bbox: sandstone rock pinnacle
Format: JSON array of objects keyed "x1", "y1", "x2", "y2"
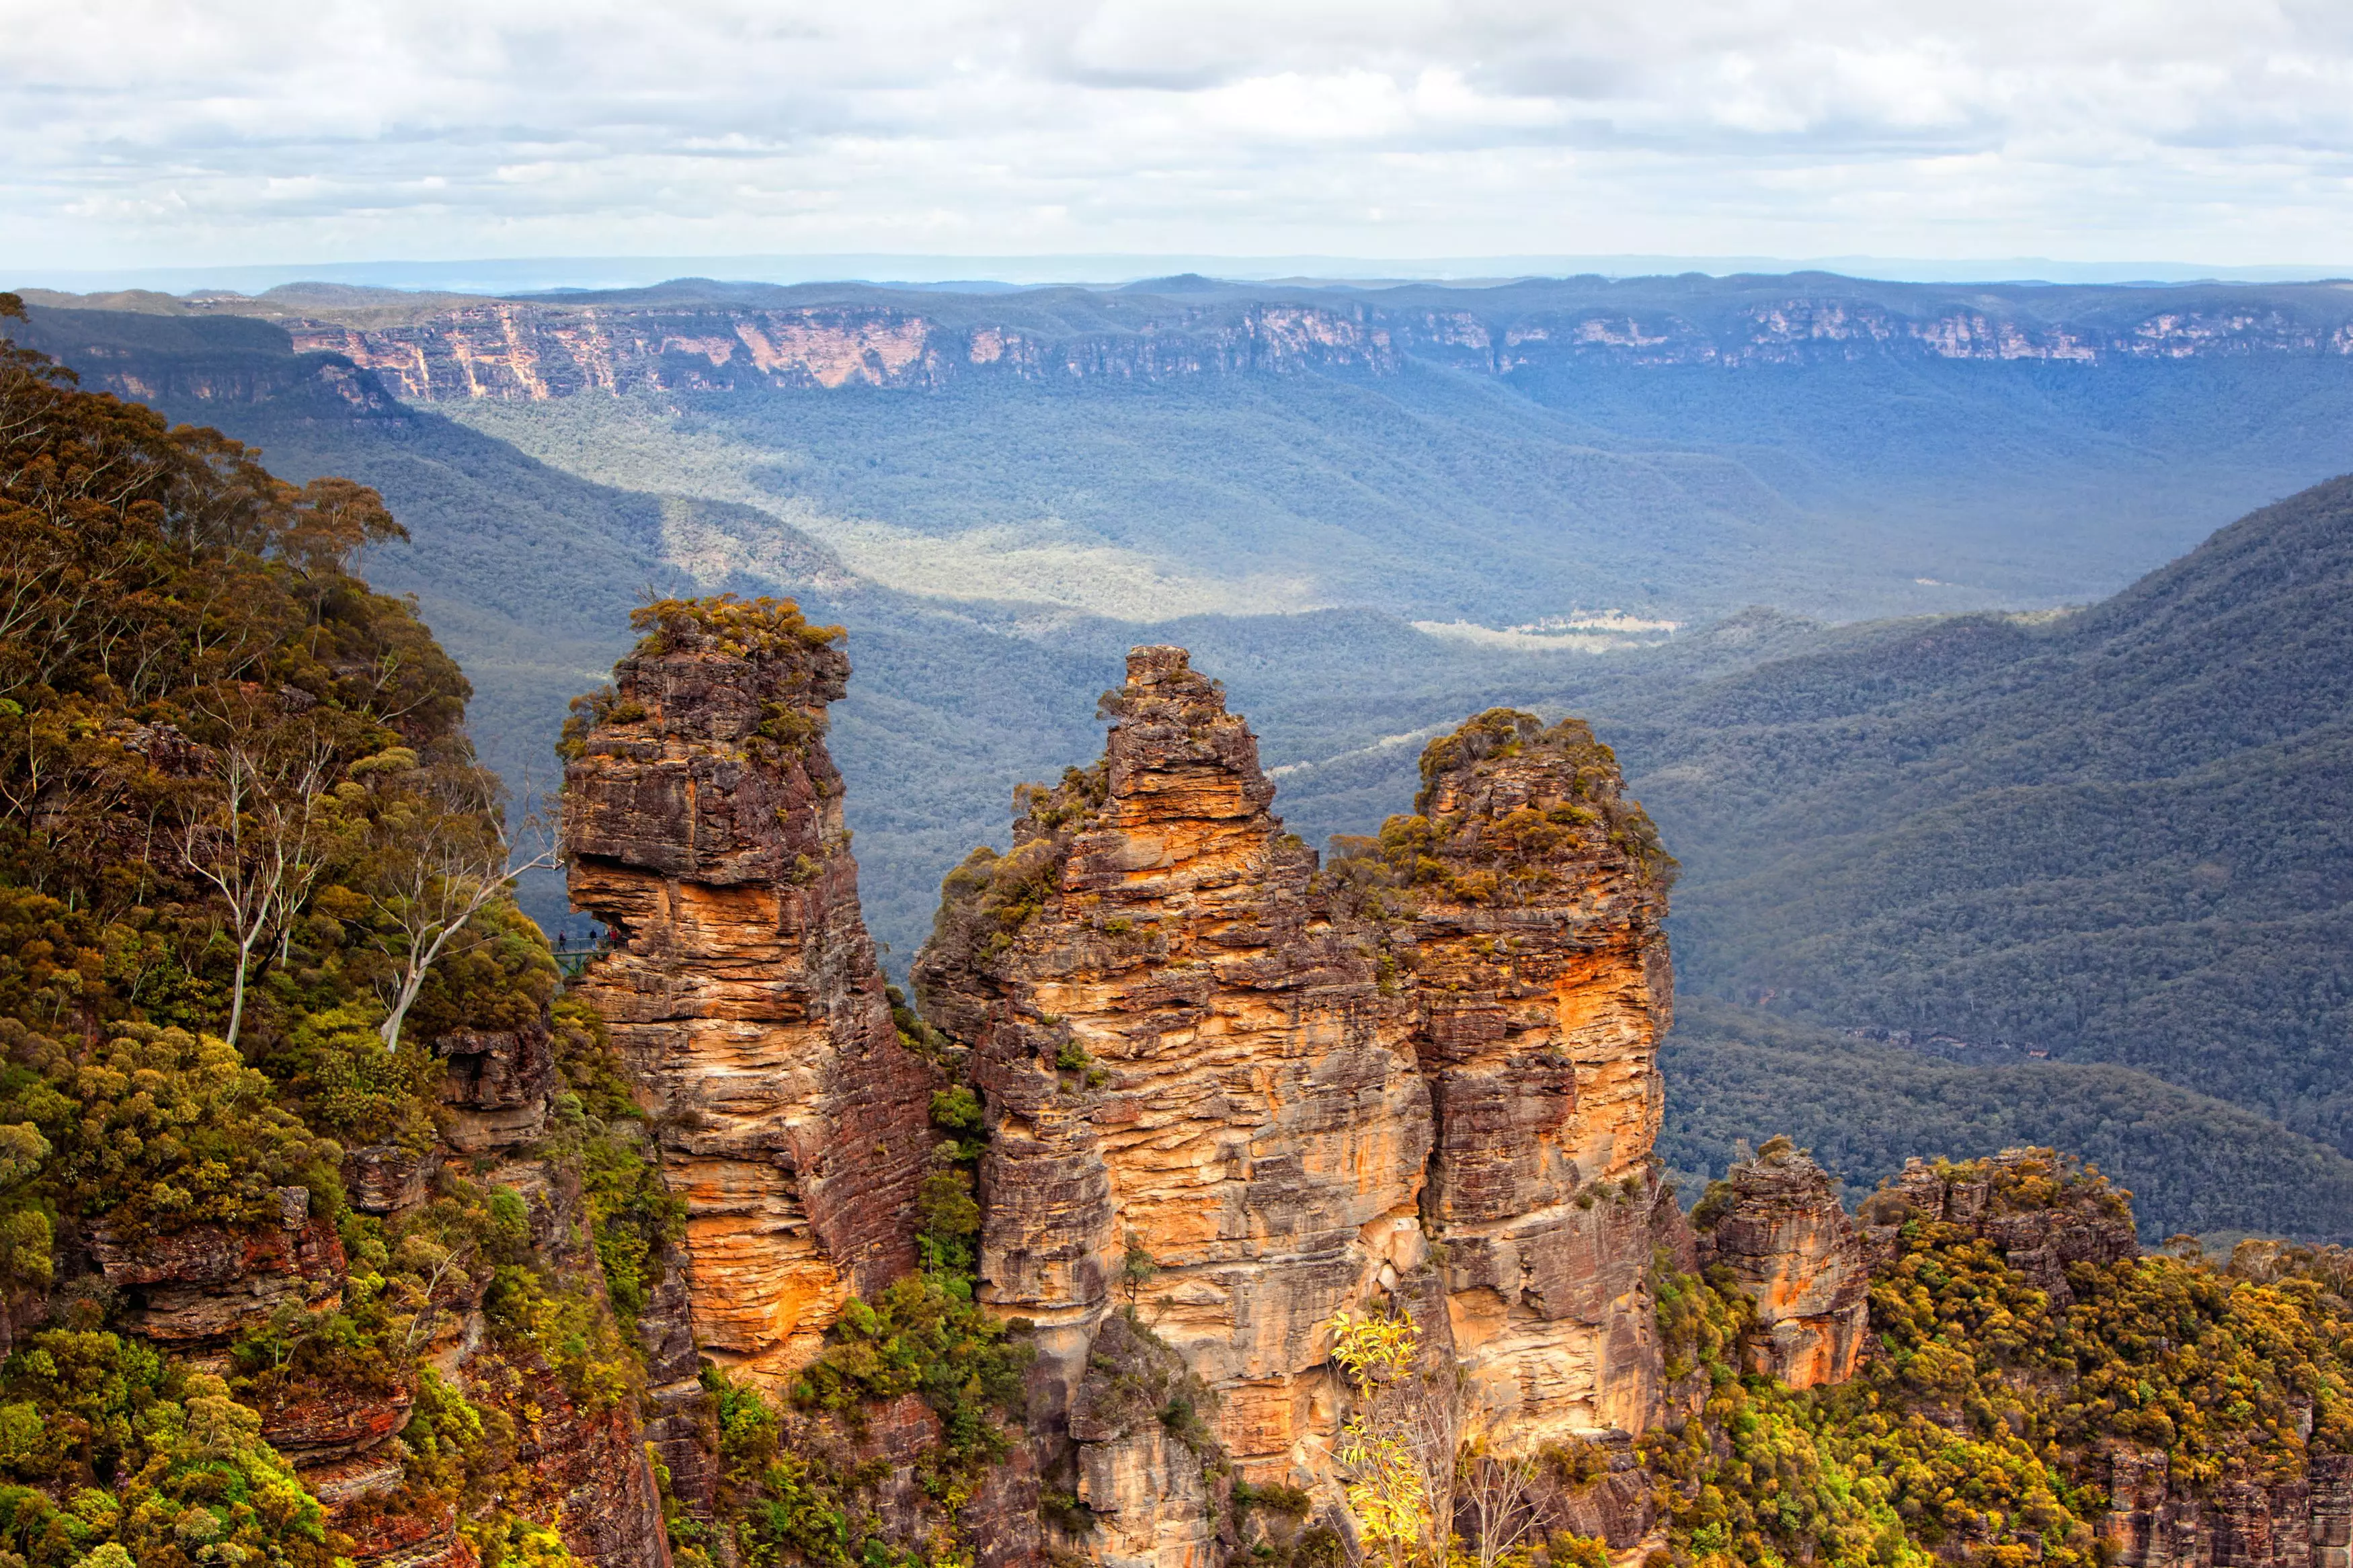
[
  {"x1": 1693, "y1": 1139, "x2": 1871, "y2": 1389},
  {"x1": 914, "y1": 647, "x2": 1683, "y2": 1548},
  {"x1": 564, "y1": 596, "x2": 936, "y2": 1389}
]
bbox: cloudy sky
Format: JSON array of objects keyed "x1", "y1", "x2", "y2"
[{"x1": 8, "y1": 0, "x2": 2353, "y2": 275}]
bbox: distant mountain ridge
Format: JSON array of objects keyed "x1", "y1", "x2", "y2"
[
  {"x1": 202, "y1": 276, "x2": 2353, "y2": 399},
  {"x1": 28, "y1": 274, "x2": 2353, "y2": 403}
]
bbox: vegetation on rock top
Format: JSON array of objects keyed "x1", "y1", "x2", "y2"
[{"x1": 1650, "y1": 1151, "x2": 2353, "y2": 1568}]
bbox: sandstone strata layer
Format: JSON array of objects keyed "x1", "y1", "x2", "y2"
[
  {"x1": 913, "y1": 649, "x2": 1679, "y2": 1535},
  {"x1": 2103, "y1": 1448, "x2": 2353, "y2": 1568},
  {"x1": 1693, "y1": 1143, "x2": 1871, "y2": 1389},
  {"x1": 1394, "y1": 709, "x2": 1679, "y2": 1440},
  {"x1": 270, "y1": 291, "x2": 2353, "y2": 407},
  {"x1": 565, "y1": 600, "x2": 936, "y2": 1387}
]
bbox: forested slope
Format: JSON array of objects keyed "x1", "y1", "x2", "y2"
[
  {"x1": 1661, "y1": 1001, "x2": 2353, "y2": 1243},
  {"x1": 1611, "y1": 474, "x2": 2353, "y2": 1161},
  {"x1": 0, "y1": 294, "x2": 677, "y2": 1566}
]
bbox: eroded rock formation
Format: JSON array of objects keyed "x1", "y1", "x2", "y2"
[
  {"x1": 1691, "y1": 1141, "x2": 1870, "y2": 1389},
  {"x1": 1862, "y1": 1148, "x2": 2139, "y2": 1308},
  {"x1": 2102, "y1": 1449, "x2": 2353, "y2": 1568},
  {"x1": 912, "y1": 647, "x2": 1680, "y2": 1527},
  {"x1": 1394, "y1": 709, "x2": 1680, "y2": 1442},
  {"x1": 914, "y1": 645, "x2": 1433, "y2": 1493},
  {"x1": 564, "y1": 599, "x2": 937, "y2": 1387}
]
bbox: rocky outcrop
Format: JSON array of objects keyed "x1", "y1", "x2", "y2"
[
  {"x1": 1691, "y1": 1142, "x2": 1870, "y2": 1389},
  {"x1": 912, "y1": 648, "x2": 1679, "y2": 1533},
  {"x1": 1067, "y1": 1313, "x2": 1228, "y2": 1565},
  {"x1": 564, "y1": 597, "x2": 937, "y2": 1388},
  {"x1": 1861, "y1": 1148, "x2": 2139, "y2": 1309},
  {"x1": 633, "y1": 1227, "x2": 721, "y2": 1522},
  {"x1": 435, "y1": 1023, "x2": 556, "y2": 1153},
  {"x1": 2102, "y1": 1448, "x2": 2353, "y2": 1568},
  {"x1": 90, "y1": 1186, "x2": 346, "y2": 1344},
  {"x1": 342, "y1": 1143, "x2": 440, "y2": 1215}
]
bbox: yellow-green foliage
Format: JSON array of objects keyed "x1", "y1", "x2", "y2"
[
  {"x1": 536, "y1": 999, "x2": 685, "y2": 1335},
  {"x1": 0, "y1": 308, "x2": 619, "y2": 1568},
  {"x1": 699, "y1": 1271, "x2": 1031, "y2": 1567},
  {"x1": 918, "y1": 761, "x2": 1109, "y2": 974},
  {"x1": 0, "y1": 1018, "x2": 333, "y2": 1238},
  {"x1": 1326, "y1": 709, "x2": 1675, "y2": 915},
  {"x1": 627, "y1": 593, "x2": 844, "y2": 661},
  {"x1": 792, "y1": 1275, "x2": 1029, "y2": 1473},
  {"x1": 0, "y1": 1330, "x2": 330, "y2": 1568},
  {"x1": 1646, "y1": 1156, "x2": 2353, "y2": 1568}
]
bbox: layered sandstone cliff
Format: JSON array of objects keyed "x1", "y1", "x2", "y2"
[
  {"x1": 1691, "y1": 1141, "x2": 1870, "y2": 1389},
  {"x1": 274, "y1": 291, "x2": 2353, "y2": 406},
  {"x1": 911, "y1": 647, "x2": 1679, "y2": 1549},
  {"x1": 563, "y1": 597, "x2": 937, "y2": 1389},
  {"x1": 1392, "y1": 708, "x2": 1679, "y2": 1442}
]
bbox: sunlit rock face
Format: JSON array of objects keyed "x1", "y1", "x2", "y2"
[
  {"x1": 914, "y1": 647, "x2": 1681, "y2": 1536},
  {"x1": 1695, "y1": 1145, "x2": 1872, "y2": 1390},
  {"x1": 1395, "y1": 706, "x2": 1679, "y2": 1444},
  {"x1": 565, "y1": 604, "x2": 936, "y2": 1389}
]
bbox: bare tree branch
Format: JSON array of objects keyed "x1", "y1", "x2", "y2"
[
  {"x1": 177, "y1": 723, "x2": 336, "y2": 1049},
  {"x1": 368, "y1": 764, "x2": 556, "y2": 1049}
]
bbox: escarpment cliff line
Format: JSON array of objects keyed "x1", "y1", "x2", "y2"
[
  {"x1": 563, "y1": 596, "x2": 936, "y2": 1389},
  {"x1": 282, "y1": 287, "x2": 2353, "y2": 403},
  {"x1": 912, "y1": 647, "x2": 1682, "y2": 1527}
]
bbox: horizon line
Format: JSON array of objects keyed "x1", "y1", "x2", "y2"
[{"x1": 15, "y1": 250, "x2": 2353, "y2": 298}]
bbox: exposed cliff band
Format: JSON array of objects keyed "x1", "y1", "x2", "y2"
[
  {"x1": 563, "y1": 595, "x2": 936, "y2": 1389},
  {"x1": 912, "y1": 647, "x2": 1681, "y2": 1551},
  {"x1": 284, "y1": 292, "x2": 2353, "y2": 405}
]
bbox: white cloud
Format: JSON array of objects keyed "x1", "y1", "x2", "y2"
[{"x1": 3, "y1": 0, "x2": 2351, "y2": 269}]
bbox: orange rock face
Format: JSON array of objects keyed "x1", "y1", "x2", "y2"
[
  {"x1": 1382, "y1": 710, "x2": 1681, "y2": 1444},
  {"x1": 1694, "y1": 1145, "x2": 1871, "y2": 1390},
  {"x1": 914, "y1": 648, "x2": 1680, "y2": 1525},
  {"x1": 565, "y1": 601, "x2": 937, "y2": 1389}
]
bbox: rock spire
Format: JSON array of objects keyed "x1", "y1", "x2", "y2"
[
  {"x1": 914, "y1": 647, "x2": 1682, "y2": 1546},
  {"x1": 564, "y1": 596, "x2": 936, "y2": 1389}
]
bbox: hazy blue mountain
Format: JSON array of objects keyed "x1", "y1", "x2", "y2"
[
  {"x1": 38, "y1": 274, "x2": 2353, "y2": 632},
  {"x1": 1587, "y1": 476, "x2": 2353, "y2": 1165}
]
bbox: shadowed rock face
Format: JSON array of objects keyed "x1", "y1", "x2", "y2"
[
  {"x1": 1695, "y1": 1145, "x2": 1872, "y2": 1390},
  {"x1": 2102, "y1": 1444, "x2": 2353, "y2": 1568},
  {"x1": 914, "y1": 647, "x2": 1679, "y2": 1524},
  {"x1": 565, "y1": 605, "x2": 937, "y2": 1388}
]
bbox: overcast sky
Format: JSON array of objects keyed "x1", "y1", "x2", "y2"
[{"x1": 8, "y1": 0, "x2": 2353, "y2": 274}]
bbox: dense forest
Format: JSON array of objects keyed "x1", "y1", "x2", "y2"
[
  {"x1": 0, "y1": 293, "x2": 684, "y2": 1567},
  {"x1": 1599, "y1": 474, "x2": 2353, "y2": 1173},
  {"x1": 1659, "y1": 1001, "x2": 2353, "y2": 1243}
]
